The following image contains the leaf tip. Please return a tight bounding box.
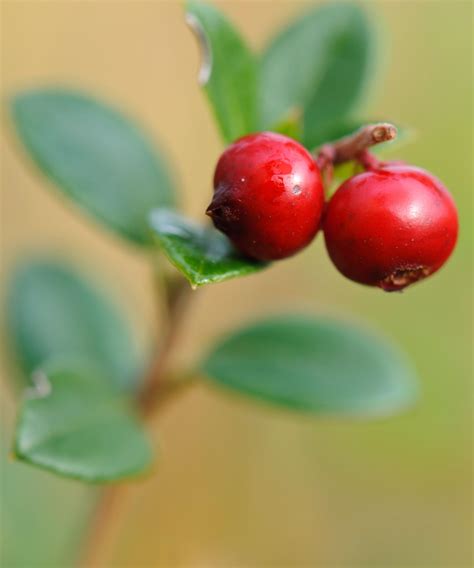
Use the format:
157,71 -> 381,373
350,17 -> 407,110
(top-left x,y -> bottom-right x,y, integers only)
185,10 -> 212,86
24,369 -> 52,400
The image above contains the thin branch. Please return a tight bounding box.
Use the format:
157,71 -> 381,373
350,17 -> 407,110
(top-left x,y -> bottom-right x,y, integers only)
315,122 -> 397,174
138,275 -> 193,416
80,272 -> 194,567
79,486 -> 124,568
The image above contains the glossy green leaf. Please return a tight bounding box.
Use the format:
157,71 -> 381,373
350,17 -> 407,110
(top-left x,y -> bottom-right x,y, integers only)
10,89 -> 176,245
7,259 -> 142,392
260,4 -> 375,149
149,209 -> 266,287
202,315 -> 418,417
14,363 -> 154,482
186,1 -> 258,142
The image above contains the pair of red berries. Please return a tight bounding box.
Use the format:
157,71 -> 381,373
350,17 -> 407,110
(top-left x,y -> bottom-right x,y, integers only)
207,132 -> 458,291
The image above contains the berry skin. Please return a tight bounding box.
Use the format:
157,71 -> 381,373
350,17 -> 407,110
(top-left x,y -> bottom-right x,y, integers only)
207,132 -> 324,261
323,164 -> 458,291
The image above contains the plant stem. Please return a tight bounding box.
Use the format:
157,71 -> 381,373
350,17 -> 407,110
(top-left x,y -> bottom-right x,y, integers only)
138,273 -> 193,416
79,486 -> 124,568
80,270 -> 194,567
315,122 -> 397,181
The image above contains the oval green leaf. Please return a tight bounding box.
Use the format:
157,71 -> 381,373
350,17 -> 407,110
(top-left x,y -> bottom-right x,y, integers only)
7,259 -> 142,392
186,1 -> 258,142
10,89 -> 176,245
202,315 -> 418,417
14,363 -> 154,482
149,209 -> 267,287
260,4 -> 375,149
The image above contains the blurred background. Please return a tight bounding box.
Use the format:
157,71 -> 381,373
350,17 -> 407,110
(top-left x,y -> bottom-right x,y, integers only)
1,1 -> 472,566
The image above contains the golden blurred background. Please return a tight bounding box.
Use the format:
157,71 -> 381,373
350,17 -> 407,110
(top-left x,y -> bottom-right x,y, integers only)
1,1 -> 472,566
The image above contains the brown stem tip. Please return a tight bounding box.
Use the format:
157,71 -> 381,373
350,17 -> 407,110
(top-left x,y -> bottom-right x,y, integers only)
371,123 -> 397,143
315,122 -> 398,174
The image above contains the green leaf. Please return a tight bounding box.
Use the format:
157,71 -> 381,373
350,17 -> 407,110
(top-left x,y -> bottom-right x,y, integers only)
7,259 -> 142,392
271,110 -> 303,142
14,363 -> 153,482
10,89 -> 176,245
149,209 -> 266,287
186,1 -> 258,142
202,315 -> 418,417
260,4 -> 375,149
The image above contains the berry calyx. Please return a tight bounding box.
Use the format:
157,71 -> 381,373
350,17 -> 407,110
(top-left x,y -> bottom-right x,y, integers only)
207,132 -> 324,261
323,164 -> 459,291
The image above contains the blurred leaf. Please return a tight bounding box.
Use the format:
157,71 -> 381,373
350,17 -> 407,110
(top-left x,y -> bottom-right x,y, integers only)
149,209 -> 266,287
260,4 -> 375,149
10,89 -> 176,245
186,1 -> 258,142
271,109 -> 303,141
7,259 -> 142,392
202,315 -> 418,416
14,363 -> 153,482
1,426 -> 95,566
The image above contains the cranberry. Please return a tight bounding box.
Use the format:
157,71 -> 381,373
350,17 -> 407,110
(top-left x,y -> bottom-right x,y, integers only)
207,132 -> 324,261
323,164 -> 458,291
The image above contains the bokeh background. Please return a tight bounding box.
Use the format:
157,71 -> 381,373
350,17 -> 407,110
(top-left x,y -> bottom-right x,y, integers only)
1,1 -> 472,566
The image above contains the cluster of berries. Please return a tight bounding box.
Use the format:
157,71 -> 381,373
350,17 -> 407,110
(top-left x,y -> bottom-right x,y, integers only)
207,131 -> 458,291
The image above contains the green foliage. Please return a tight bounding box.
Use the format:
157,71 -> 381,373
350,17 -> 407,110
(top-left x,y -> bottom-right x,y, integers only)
149,209 -> 266,287
260,3 -> 375,149
271,111 -> 303,142
186,1 -> 258,142
186,2 -> 375,149
202,315 -> 418,416
4,1 -> 419,488
14,363 -> 153,482
7,259 -> 142,392
11,89 -> 176,245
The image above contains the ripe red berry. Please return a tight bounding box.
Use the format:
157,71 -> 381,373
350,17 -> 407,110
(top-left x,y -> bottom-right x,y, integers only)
323,164 -> 458,291
207,132 -> 324,261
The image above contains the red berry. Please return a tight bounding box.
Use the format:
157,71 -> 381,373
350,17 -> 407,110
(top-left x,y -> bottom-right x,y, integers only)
323,164 -> 458,291
207,132 -> 324,261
